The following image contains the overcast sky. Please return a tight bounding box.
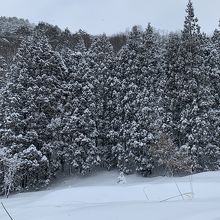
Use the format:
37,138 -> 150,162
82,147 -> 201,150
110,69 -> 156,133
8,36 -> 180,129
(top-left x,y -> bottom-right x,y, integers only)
0,0 -> 219,35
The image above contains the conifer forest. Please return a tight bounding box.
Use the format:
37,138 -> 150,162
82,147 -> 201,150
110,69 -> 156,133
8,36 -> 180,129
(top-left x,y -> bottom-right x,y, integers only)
1,1 -> 220,195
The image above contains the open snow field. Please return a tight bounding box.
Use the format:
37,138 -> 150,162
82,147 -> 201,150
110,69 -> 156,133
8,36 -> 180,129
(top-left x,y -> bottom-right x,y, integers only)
1,171 -> 220,220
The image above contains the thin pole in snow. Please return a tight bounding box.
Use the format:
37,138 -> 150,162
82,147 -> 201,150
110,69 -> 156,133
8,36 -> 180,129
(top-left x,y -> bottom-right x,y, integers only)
143,187 -> 150,201
174,181 -> 184,200
1,202 -> 14,220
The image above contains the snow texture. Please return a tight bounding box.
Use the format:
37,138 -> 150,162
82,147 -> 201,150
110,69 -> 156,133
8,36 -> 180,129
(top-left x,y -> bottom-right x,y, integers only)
0,171 -> 220,220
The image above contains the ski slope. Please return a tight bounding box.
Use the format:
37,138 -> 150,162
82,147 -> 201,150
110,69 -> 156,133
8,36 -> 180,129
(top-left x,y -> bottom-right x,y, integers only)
1,171 -> 220,220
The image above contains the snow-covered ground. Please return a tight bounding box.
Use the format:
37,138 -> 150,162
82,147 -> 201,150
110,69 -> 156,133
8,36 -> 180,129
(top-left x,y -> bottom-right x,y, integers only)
1,171 -> 220,220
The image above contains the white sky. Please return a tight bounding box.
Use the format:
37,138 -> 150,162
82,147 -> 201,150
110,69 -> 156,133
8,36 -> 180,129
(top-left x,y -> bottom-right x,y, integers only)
0,0 -> 219,35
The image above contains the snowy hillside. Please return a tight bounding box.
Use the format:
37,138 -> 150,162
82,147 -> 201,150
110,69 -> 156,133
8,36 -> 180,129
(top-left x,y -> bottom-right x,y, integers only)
1,171 -> 220,220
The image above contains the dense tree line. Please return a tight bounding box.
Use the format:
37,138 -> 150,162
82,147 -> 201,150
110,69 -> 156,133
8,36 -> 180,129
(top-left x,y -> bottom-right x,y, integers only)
1,0 -> 220,195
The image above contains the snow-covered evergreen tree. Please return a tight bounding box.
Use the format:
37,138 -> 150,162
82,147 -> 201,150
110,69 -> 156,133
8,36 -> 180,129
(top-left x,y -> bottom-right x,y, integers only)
114,25 -> 162,175
0,56 -> 8,89
163,0 -> 220,171
59,38 -> 100,175
113,26 -> 143,174
74,34 -> 87,54
87,34 -> 117,170
133,23 -> 163,176
0,33 -> 67,190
